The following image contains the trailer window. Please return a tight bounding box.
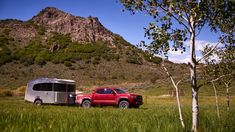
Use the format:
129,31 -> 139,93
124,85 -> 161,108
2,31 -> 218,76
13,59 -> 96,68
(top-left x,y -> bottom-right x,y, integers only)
54,83 -> 67,92
33,84 -> 41,91
41,83 -> 52,91
68,85 -> 75,92
32,83 -> 52,91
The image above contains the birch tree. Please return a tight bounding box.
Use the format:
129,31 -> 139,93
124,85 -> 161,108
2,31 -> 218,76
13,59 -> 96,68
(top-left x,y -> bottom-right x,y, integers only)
119,0 -> 235,131
202,43 -> 234,112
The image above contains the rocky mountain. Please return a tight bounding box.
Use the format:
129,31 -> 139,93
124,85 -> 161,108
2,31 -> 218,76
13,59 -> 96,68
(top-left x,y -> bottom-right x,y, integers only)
0,7 -> 186,89
31,7 -> 114,43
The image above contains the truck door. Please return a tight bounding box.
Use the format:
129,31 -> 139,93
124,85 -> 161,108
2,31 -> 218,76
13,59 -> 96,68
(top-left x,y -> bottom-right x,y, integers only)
93,88 -> 116,105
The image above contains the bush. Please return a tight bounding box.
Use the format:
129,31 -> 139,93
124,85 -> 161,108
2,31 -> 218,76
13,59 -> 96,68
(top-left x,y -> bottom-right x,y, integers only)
0,35 -> 10,45
35,56 -> 46,66
13,86 -> 26,96
0,43 -> 13,65
92,57 -> 100,65
20,56 -> 34,66
16,41 -> 42,65
34,51 -> 50,65
48,33 -> 72,49
114,35 -> 131,46
35,25 -> 46,35
142,52 -> 162,64
3,28 -> 11,36
126,56 -> 143,65
3,90 -> 13,96
64,61 -> 72,67
103,53 -> 120,61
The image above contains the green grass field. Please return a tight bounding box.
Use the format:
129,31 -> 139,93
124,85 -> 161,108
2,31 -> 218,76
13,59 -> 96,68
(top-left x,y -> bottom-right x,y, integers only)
1,96 -> 235,132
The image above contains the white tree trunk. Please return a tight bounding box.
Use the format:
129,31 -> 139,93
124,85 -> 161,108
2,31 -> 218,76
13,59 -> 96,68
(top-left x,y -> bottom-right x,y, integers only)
212,81 -> 220,119
189,19 -> 199,132
225,83 -> 230,111
162,61 -> 185,128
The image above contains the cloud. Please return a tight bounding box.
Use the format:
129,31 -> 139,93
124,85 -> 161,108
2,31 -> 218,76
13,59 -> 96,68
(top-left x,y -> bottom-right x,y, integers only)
168,49 -> 187,56
169,57 -> 189,64
167,39 -> 221,63
184,40 -> 220,52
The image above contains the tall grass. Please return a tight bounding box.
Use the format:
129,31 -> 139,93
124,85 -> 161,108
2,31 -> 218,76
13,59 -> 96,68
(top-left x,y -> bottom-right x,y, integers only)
0,96 -> 235,132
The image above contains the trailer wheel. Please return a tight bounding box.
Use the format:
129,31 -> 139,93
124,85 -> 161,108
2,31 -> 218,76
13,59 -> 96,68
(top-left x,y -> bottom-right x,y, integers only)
82,100 -> 91,108
119,100 -> 129,109
34,99 -> 42,106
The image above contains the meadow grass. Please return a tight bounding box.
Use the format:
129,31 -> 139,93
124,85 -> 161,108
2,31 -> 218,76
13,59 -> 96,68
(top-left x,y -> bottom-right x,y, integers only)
0,96 -> 235,132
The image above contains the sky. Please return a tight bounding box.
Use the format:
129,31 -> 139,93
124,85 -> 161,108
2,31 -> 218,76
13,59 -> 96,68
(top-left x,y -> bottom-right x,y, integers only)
0,0 -> 222,63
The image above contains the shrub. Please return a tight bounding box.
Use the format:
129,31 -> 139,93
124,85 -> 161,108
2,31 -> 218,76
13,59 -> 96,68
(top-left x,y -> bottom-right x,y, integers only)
103,53 -> 120,61
35,56 -> 46,66
0,43 -> 13,65
126,56 -> 143,65
0,35 -> 10,45
35,25 -> 46,35
20,56 -> 34,66
92,57 -> 100,65
3,28 -> 11,35
13,86 -> 26,96
3,90 -> 13,96
114,35 -> 131,46
64,61 -> 72,67
142,52 -> 162,64
34,51 -> 50,65
48,33 -> 72,49
50,52 -> 73,64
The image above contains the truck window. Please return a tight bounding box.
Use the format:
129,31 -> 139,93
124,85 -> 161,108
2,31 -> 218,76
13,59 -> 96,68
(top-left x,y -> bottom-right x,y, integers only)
54,83 -> 67,92
114,89 -> 126,94
96,89 -> 105,94
96,89 -> 114,94
104,89 -> 114,94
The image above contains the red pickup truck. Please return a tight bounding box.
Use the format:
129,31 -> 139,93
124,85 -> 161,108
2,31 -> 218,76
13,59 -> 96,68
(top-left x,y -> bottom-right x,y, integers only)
76,87 -> 143,108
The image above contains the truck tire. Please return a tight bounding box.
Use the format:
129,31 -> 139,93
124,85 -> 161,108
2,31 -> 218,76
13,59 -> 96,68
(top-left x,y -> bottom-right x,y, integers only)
34,99 -> 42,106
82,100 -> 91,108
119,100 -> 129,109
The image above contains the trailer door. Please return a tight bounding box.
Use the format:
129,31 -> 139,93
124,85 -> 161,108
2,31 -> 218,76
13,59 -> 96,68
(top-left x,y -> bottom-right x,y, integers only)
41,83 -> 54,103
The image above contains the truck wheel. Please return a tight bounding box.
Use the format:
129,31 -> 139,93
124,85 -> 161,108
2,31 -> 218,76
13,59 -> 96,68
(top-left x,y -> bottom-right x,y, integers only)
82,100 -> 91,108
119,100 -> 129,109
34,99 -> 42,106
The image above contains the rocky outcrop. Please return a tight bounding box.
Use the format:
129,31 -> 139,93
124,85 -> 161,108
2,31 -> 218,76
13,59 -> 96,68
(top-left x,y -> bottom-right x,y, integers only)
31,7 -> 114,43
0,20 -> 37,44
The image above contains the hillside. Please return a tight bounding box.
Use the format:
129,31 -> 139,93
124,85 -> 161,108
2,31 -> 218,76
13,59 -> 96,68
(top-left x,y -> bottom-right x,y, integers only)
0,7 -> 188,90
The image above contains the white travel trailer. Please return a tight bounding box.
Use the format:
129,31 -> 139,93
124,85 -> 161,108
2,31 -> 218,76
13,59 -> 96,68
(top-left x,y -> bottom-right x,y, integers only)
25,78 -> 76,105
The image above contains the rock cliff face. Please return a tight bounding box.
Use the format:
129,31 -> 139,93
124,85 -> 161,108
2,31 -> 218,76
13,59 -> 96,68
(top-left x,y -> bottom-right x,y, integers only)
0,20 -> 37,45
31,7 -> 114,42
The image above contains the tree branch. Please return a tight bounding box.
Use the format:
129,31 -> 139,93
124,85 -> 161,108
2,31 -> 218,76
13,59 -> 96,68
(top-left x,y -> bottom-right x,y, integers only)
158,5 -> 190,32
211,75 -> 226,82
197,41 -> 221,63
198,74 -> 231,89
176,80 -> 182,86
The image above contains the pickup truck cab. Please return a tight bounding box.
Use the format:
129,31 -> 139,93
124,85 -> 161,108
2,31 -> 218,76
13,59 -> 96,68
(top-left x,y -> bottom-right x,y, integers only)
76,87 -> 143,109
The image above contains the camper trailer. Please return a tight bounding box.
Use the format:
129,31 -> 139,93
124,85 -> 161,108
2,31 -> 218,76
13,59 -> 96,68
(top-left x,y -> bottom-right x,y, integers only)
25,78 -> 76,105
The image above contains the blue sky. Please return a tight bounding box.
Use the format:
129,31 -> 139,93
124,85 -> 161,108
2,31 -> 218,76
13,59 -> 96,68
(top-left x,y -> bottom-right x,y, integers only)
0,0 -> 221,63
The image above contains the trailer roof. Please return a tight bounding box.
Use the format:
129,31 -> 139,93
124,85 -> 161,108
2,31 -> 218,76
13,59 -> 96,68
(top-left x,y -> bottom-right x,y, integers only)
28,78 -> 76,84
